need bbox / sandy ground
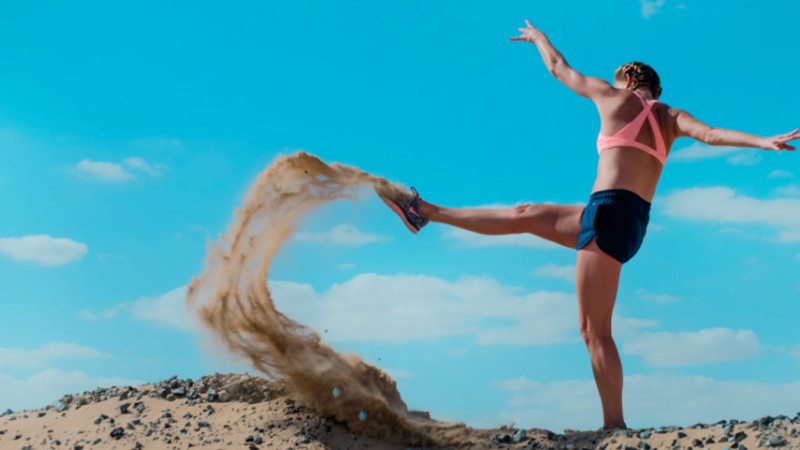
[1,373,798,450]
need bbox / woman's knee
[579,322,614,347]
[508,204,541,232]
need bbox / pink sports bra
[597,93,667,165]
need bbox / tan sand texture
[184,151,457,446]
[1,373,799,449]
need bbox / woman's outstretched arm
[511,19,613,100]
[674,109,798,151]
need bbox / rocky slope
[1,373,798,450]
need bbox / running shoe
[377,186,429,234]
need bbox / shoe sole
[378,194,419,234]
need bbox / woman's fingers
[525,18,533,27]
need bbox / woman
[377,20,798,429]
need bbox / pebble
[110,427,124,440]
[768,435,787,446]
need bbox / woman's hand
[762,128,799,151]
[510,19,545,44]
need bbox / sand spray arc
[186,152,462,446]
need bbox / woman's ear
[624,73,633,89]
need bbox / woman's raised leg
[575,239,625,429]
[417,199,583,248]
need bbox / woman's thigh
[514,204,584,248]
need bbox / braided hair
[614,62,662,99]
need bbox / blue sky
[1,0,799,432]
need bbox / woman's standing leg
[575,239,625,429]
[417,200,583,248]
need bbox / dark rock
[73,446,84,450]
[1,409,12,416]
[513,429,527,442]
[734,431,748,443]
[13,433,22,440]
[255,436,264,444]
[110,427,125,440]
[133,402,145,413]
[491,433,513,444]
[197,421,210,428]
[53,401,68,412]
[677,431,688,438]
[245,435,254,442]
[640,431,651,439]
[119,403,130,414]
[172,386,186,396]
[768,435,787,447]
[637,441,650,450]
[296,434,315,444]
[692,438,703,446]
[165,394,176,401]
[204,405,214,416]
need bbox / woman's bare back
[592,88,680,201]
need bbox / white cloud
[768,169,794,179]
[795,253,800,261]
[295,224,386,246]
[0,369,142,411]
[661,187,800,241]
[123,157,164,176]
[531,264,575,283]
[448,348,468,356]
[640,0,665,19]
[637,288,678,303]
[791,344,800,359]
[492,373,800,431]
[337,263,356,270]
[725,151,762,166]
[774,184,800,197]
[129,287,198,332]
[75,159,134,182]
[79,302,128,321]
[271,274,653,346]
[0,343,111,368]
[444,228,558,249]
[74,157,164,182]
[0,235,88,266]
[622,328,759,367]
[776,229,800,243]
[81,287,199,332]
[669,143,761,165]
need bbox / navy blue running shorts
[576,189,651,264]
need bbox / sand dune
[1,373,798,450]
